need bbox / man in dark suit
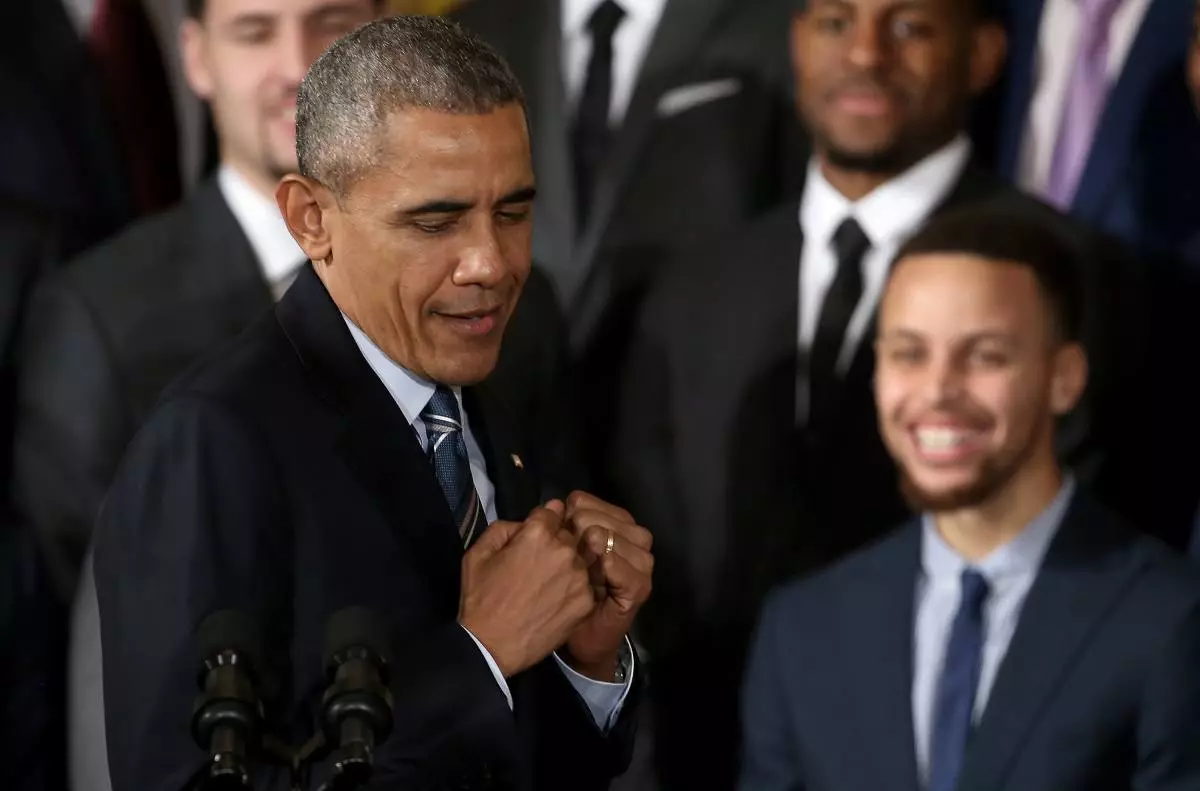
[614,0,1157,787]
[975,0,1200,267]
[452,0,805,486]
[9,0,382,599]
[741,206,1200,791]
[94,16,653,790]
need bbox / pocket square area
[656,78,742,117]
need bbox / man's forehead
[205,0,372,22]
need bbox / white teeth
[915,428,974,450]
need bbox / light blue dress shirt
[912,477,1076,783]
[342,317,633,730]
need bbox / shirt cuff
[553,637,636,732]
[460,625,514,711]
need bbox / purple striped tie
[1044,0,1126,209]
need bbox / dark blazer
[976,0,1200,265]
[613,163,1157,791]
[0,521,66,791]
[9,179,274,599]
[93,266,638,791]
[741,492,1200,791]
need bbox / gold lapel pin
[511,453,524,469]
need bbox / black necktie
[571,0,625,230]
[808,218,870,425]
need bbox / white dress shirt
[796,135,971,419]
[217,165,307,300]
[1016,0,1154,195]
[911,477,1076,783]
[342,317,634,731]
[562,0,669,124]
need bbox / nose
[277,24,315,87]
[846,16,888,71]
[922,355,965,407]
[453,222,508,289]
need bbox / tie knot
[832,217,871,268]
[959,569,990,612]
[421,386,463,434]
[588,0,626,39]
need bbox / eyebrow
[878,329,1016,344]
[401,186,537,217]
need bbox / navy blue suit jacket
[976,0,1200,267]
[741,493,1200,791]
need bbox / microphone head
[323,607,392,671]
[197,609,265,673]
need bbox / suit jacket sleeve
[12,276,134,596]
[739,592,805,791]
[1133,601,1200,789]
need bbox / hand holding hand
[459,501,596,677]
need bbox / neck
[223,157,280,203]
[933,450,1065,563]
[816,134,958,201]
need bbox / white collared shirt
[797,135,971,408]
[341,316,633,731]
[911,477,1076,783]
[217,165,307,300]
[561,0,669,124]
[1017,0,1154,196]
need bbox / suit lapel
[1070,0,1190,221]
[958,495,1145,791]
[187,179,275,327]
[995,0,1047,180]
[462,384,539,522]
[276,268,463,603]
[836,526,923,791]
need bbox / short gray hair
[296,15,525,195]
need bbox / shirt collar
[800,134,972,252]
[340,314,463,427]
[920,475,1076,587]
[561,0,667,36]
[217,164,306,287]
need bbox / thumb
[467,518,524,560]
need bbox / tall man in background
[11,0,380,598]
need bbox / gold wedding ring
[605,529,616,555]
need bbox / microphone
[320,607,395,790]
[191,610,266,789]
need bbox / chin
[897,460,1016,513]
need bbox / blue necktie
[421,387,488,547]
[928,569,990,791]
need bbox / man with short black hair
[741,204,1200,791]
[95,15,650,790]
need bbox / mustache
[825,74,904,98]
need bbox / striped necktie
[421,386,488,547]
